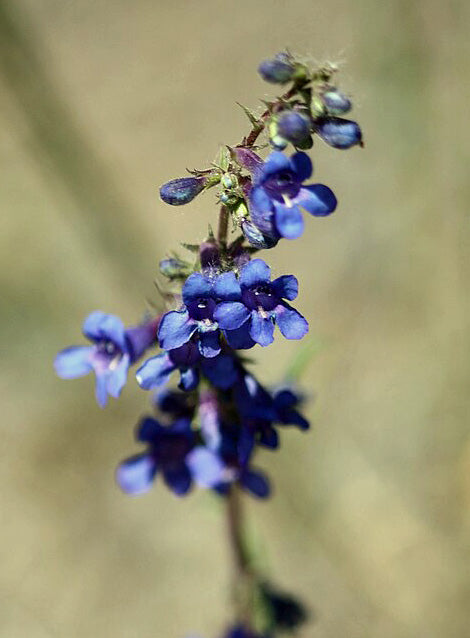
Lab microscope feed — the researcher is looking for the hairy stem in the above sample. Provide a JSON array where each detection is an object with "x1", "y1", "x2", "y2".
[{"x1": 218, "y1": 204, "x2": 230, "y2": 248}]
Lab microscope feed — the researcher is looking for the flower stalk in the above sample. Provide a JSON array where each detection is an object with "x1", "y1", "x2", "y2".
[{"x1": 54, "y1": 50, "x2": 363, "y2": 638}]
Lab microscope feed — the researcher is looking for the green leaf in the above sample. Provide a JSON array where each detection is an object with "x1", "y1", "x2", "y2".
[{"x1": 236, "y1": 102, "x2": 261, "y2": 127}]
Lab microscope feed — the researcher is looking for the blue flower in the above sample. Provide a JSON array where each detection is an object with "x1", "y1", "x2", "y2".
[
  {"x1": 249, "y1": 151, "x2": 337, "y2": 240},
  {"x1": 214, "y1": 259, "x2": 308, "y2": 348},
  {"x1": 116, "y1": 417, "x2": 195, "y2": 496},
  {"x1": 136, "y1": 342, "x2": 239, "y2": 392},
  {"x1": 54, "y1": 311, "x2": 158, "y2": 407},
  {"x1": 158, "y1": 271, "x2": 242, "y2": 358}
]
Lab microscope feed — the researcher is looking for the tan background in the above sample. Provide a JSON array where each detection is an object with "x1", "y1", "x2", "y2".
[{"x1": 1, "y1": 0, "x2": 469, "y2": 636}]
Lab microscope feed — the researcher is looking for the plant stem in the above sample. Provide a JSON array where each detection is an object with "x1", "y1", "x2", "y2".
[{"x1": 218, "y1": 204, "x2": 230, "y2": 248}]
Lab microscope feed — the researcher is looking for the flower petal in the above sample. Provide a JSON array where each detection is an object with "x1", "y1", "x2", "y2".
[
  {"x1": 271, "y1": 275, "x2": 298, "y2": 301},
  {"x1": 163, "y1": 466, "x2": 192, "y2": 496},
  {"x1": 136, "y1": 353, "x2": 175, "y2": 390},
  {"x1": 224, "y1": 324, "x2": 256, "y2": 350},
  {"x1": 239, "y1": 259, "x2": 271, "y2": 288},
  {"x1": 94, "y1": 373, "x2": 109, "y2": 408},
  {"x1": 259, "y1": 151, "x2": 291, "y2": 181},
  {"x1": 105, "y1": 353, "x2": 130, "y2": 399},
  {"x1": 158, "y1": 310, "x2": 197, "y2": 350},
  {"x1": 240, "y1": 469, "x2": 270, "y2": 498},
  {"x1": 290, "y1": 151, "x2": 313, "y2": 181},
  {"x1": 116, "y1": 453, "x2": 157, "y2": 495},
  {"x1": 202, "y1": 354, "x2": 239, "y2": 390},
  {"x1": 249, "y1": 312, "x2": 275, "y2": 347},
  {"x1": 298, "y1": 184, "x2": 337, "y2": 217},
  {"x1": 213, "y1": 272, "x2": 241, "y2": 301},
  {"x1": 187, "y1": 448, "x2": 225, "y2": 488},
  {"x1": 273, "y1": 202, "x2": 304, "y2": 239},
  {"x1": 137, "y1": 416, "x2": 165, "y2": 442},
  {"x1": 83, "y1": 311, "x2": 126, "y2": 350},
  {"x1": 275, "y1": 304, "x2": 309, "y2": 340},
  {"x1": 179, "y1": 367, "x2": 199, "y2": 391},
  {"x1": 54, "y1": 346, "x2": 93, "y2": 378},
  {"x1": 214, "y1": 302, "x2": 250, "y2": 330},
  {"x1": 198, "y1": 328, "x2": 221, "y2": 358},
  {"x1": 248, "y1": 186, "x2": 277, "y2": 238},
  {"x1": 182, "y1": 272, "x2": 212, "y2": 304}
]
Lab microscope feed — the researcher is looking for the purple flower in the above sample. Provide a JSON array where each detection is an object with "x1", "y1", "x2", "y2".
[
  {"x1": 214, "y1": 259, "x2": 308, "y2": 348},
  {"x1": 249, "y1": 151, "x2": 337, "y2": 240},
  {"x1": 136, "y1": 342, "x2": 239, "y2": 392},
  {"x1": 116, "y1": 417, "x2": 195, "y2": 496},
  {"x1": 54, "y1": 311, "x2": 158, "y2": 407},
  {"x1": 158, "y1": 271, "x2": 243, "y2": 358}
]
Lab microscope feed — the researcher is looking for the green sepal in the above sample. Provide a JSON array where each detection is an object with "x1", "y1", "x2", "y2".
[
  {"x1": 180, "y1": 242, "x2": 201, "y2": 254},
  {"x1": 236, "y1": 102, "x2": 261, "y2": 127}
]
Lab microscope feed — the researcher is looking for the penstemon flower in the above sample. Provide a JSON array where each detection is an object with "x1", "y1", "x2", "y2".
[{"x1": 54, "y1": 50, "x2": 362, "y2": 637}]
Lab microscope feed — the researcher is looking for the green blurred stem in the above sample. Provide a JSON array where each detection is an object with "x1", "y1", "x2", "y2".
[
  {"x1": 218, "y1": 205, "x2": 230, "y2": 248},
  {"x1": 226, "y1": 486, "x2": 256, "y2": 628}
]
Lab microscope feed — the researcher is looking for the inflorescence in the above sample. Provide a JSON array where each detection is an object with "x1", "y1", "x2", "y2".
[{"x1": 55, "y1": 50, "x2": 362, "y2": 637}]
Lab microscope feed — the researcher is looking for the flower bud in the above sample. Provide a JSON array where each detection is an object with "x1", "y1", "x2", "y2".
[
  {"x1": 159, "y1": 176, "x2": 206, "y2": 206},
  {"x1": 221, "y1": 173, "x2": 238, "y2": 189},
  {"x1": 258, "y1": 52, "x2": 296, "y2": 84},
  {"x1": 315, "y1": 117, "x2": 363, "y2": 149},
  {"x1": 321, "y1": 89, "x2": 352, "y2": 115},
  {"x1": 199, "y1": 240, "x2": 220, "y2": 270},
  {"x1": 277, "y1": 111, "x2": 312, "y2": 147},
  {"x1": 241, "y1": 220, "x2": 278, "y2": 249}
]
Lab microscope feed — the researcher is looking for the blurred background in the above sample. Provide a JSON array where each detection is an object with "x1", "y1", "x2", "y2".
[{"x1": 1, "y1": 0, "x2": 469, "y2": 636}]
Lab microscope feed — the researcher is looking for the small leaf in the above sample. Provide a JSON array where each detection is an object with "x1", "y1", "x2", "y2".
[{"x1": 236, "y1": 102, "x2": 261, "y2": 127}]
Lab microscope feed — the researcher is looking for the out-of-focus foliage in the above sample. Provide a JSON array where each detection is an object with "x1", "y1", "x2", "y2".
[{"x1": 1, "y1": 1, "x2": 469, "y2": 637}]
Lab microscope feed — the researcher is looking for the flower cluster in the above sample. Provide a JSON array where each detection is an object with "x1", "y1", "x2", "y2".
[{"x1": 54, "y1": 50, "x2": 362, "y2": 638}]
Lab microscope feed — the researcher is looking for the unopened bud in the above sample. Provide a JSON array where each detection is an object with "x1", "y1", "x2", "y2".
[
  {"x1": 322, "y1": 89, "x2": 352, "y2": 115},
  {"x1": 315, "y1": 117, "x2": 363, "y2": 150},
  {"x1": 221, "y1": 173, "x2": 238, "y2": 189},
  {"x1": 258, "y1": 52, "x2": 296, "y2": 84},
  {"x1": 199, "y1": 240, "x2": 220, "y2": 270},
  {"x1": 159, "y1": 176, "x2": 206, "y2": 206},
  {"x1": 277, "y1": 111, "x2": 312, "y2": 147},
  {"x1": 241, "y1": 220, "x2": 278, "y2": 249}
]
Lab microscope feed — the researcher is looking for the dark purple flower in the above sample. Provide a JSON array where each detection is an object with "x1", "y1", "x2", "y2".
[
  {"x1": 234, "y1": 374, "x2": 310, "y2": 462},
  {"x1": 116, "y1": 417, "x2": 195, "y2": 496},
  {"x1": 136, "y1": 342, "x2": 239, "y2": 392},
  {"x1": 159, "y1": 176, "x2": 206, "y2": 205},
  {"x1": 54, "y1": 311, "x2": 158, "y2": 407},
  {"x1": 314, "y1": 116, "x2": 363, "y2": 149},
  {"x1": 249, "y1": 151, "x2": 337, "y2": 240},
  {"x1": 214, "y1": 259, "x2": 308, "y2": 348}
]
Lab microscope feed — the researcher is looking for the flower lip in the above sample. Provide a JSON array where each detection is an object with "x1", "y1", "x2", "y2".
[
  {"x1": 187, "y1": 297, "x2": 216, "y2": 321},
  {"x1": 262, "y1": 169, "x2": 301, "y2": 201},
  {"x1": 242, "y1": 284, "x2": 278, "y2": 312}
]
